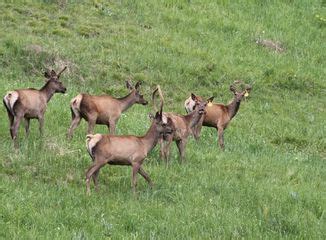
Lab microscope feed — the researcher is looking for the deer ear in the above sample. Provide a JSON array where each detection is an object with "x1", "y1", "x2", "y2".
[
  {"x1": 135, "y1": 81, "x2": 141, "y2": 90},
  {"x1": 155, "y1": 111, "x2": 162, "y2": 120},
  {"x1": 191, "y1": 93, "x2": 197, "y2": 101},
  {"x1": 126, "y1": 80, "x2": 133, "y2": 90},
  {"x1": 44, "y1": 71, "x2": 51, "y2": 78},
  {"x1": 207, "y1": 96, "x2": 214, "y2": 102}
]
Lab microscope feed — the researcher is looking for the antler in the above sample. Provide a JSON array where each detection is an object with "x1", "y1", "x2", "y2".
[
  {"x1": 230, "y1": 80, "x2": 244, "y2": 93},
  {"x1": 126, "y1": 78, "x2": 133, "y2": 90},
  {"x1": 57, "y1": 66, "x2": 67, "y2": 78},
  {"x1": 152, "y1": 85, "x2": 164, "y2": 114},
  {"x1": 135, "y1": 81, "x2": 141, "y2": 90}
]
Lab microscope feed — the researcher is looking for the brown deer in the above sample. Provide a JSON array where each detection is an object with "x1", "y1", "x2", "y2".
[
  {"x1": 153, "y1": 86, "x2": 210, "y2": 163},
  {"x1": 3, "y1": 67, "x2": 67, "y2": 147},
  {"x1": 85, "y1": 89, "x2": 173, "y2": 195},
  {"x1": 67, "y1": 80, "x2": 148, "y2": 139},
  {"x1": 184, "y1": 80, "x2": 252, "y2": 150}
]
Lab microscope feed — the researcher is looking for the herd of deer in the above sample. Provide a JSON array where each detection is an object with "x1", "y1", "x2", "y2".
[{"x1": 3, "y1": 67, "x2": 252, "y2": 194}]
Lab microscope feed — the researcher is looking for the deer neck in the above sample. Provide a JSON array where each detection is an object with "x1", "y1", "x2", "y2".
[
  {"x1": 118, "y1": 92, "x2": 136, "y2": 112},
  {"x1": 40, "y1": 82, "x2": 56, "y2": 103},
  {"x1": 141, "y1": 122, "x2": 160, "y2": 153},
  {"x1": 227, "y1": 97, "x2": 241, "y2": 119},
  {"x1": 185, "y1": 110, "x2": 203, "y2": 129}
]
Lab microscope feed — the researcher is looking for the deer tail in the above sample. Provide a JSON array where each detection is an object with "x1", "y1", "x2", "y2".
[
  {"x1": 3, "y1": 91, "x2": 19, "y2": 116},
  {"x1": 70, "y1": 94, "x2": 83, "y2": 119},
  {"x1": 86, "y1": 134, "x2": 102, "y2": 160}
]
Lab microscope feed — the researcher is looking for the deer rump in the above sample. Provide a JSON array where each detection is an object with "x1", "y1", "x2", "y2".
[{"x1": 3, "y1": 91, "x2": 19, "y2": 116}]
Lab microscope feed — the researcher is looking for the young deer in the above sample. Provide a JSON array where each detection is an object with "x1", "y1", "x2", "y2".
[
  {"x1": 67, "y1": 80, "x2": 148, "y2": 139},
  {"x1": 85, "y1": 90, "x2": 173, "y2": 195},
  {"x1": 184, "y1": 80, "x2": 252, "y2": 150},
  {"x1": 3, "y1": 67, "x2": 67, "y2": 147},
  {"x1": 153, "y1": 86, "x2": 210, "y2": 163}
]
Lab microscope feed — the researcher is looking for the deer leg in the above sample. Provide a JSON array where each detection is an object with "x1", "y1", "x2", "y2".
[
  {"x1": 138, "y1": 167, "x2": 153, "y2": 188},
  {"x1": 24, "y1": 118, "x2": 30, "y2": 136},
  {"x1": 8, "y1": 116, "x2": 15, "y2": 140},
  {"x1": 87, "y1": 118, "x2": 96, "y2": 135},
  {"x1": 108, "y1": 119, "x2": 116, "y2": 135},
  {"x1": 192, "y1": 119, "x2": 203, "y2": 141},
  {"x1": 86, "y1": 164, "x2": 96, "y2": 195},
  {"x1": 4, "y1": 103, "x2": 15, "y2": 140},
  {"x1": 163, "y1": 142, "x2": 171, "y2": 163},
  {"x1": 67, "y1": 115, "x2": 81, "y2": 139},
  {"x1": 92, "y1": 169, "x2": 101, "y2": 192},
  {"x1": 5, "y1": 108, "x2": 14, "y2": 130},
  {"x1": 38, "y1": 115, "x2": 44, "y2": 136},
  {"x1": 217, "y1": 127, "x2": 225, "y2": 150},
  {"x1": 11, "y1": 115, "x2": 22, "y2": 148},
  {"x1": 86, "y1": 162, "x2": 105, "y2": 195},
  {"x1": 131, "y1": 162, "x2": 141, "y2": 194},
  {"x1": 163, "y1": 135, "x2": 173, "y2": 163},
  {"x1": 176, "y1": 139, "x2": 187, "y2": 163},
  {"x1": 159, "y1": 138, "x2": 165, "y2": 160}
]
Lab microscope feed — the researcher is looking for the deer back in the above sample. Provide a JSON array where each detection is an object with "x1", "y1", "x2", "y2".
[
  {"x1": 79, "y1": 94, "x2": 123, "y2": 119},
  {"x1": 87, "y1": 134, "x2": 146, "y2": 165},
  {"x1": 202, "y1": 103, "x2": 229, "y2": 127}
]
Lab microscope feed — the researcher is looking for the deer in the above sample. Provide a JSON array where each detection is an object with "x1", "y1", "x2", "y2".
[
  {"x1": 3, "y1": 67, "x2": 67, "y2": 148},
  {"x1": 85, "y1": 87, "x2": 173, "y2": 195},
  {"x1": 152, "y1": 86, "x2": 211, "y2": 163},
  {"x1": 184, "y1": 80, "x2": 252, "y2": 150},
  {"x1": 67, "y1": 80, "x2": 148, "y2": 139}
]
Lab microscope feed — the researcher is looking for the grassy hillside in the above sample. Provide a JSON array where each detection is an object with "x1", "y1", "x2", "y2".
[{"x1": 0, "y1": 0, "x2": 325, "y2": 239}]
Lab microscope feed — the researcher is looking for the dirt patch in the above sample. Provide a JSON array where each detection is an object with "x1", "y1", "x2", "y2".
[
  {"x1": 255, "y1": 38, "x2": 285, "y2": 53},
  {"x1": 22, "y1": 44, "x2": 79, "y2": 77}
]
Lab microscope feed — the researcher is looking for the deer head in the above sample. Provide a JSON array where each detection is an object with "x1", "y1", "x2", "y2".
[
  {"x1": 126, "y1": 80, "x2": 148, "y2": 105},
  {"x1": 229, "y1": 80, "x2": 252, "y2": 102},
  {"x1": 149, "y1": 111, "x2": 174, "y2": 137},
  {"x1": 44, "y1": 66, "x2": 67, "y2": 93},
  {"x1": 190, "y1": 93, "x2": 211, "y2": 115}
]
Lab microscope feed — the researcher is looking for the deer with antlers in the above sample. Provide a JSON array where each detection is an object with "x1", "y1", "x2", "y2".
[
  {"x1": 67, "y1": 80, "x2": 148, "y2": 139},
  {"x1": 85, "y1": 86, "x2": 173, "y2": 195},
  {"x1": 153, "y1": 86, "x2": 210, "y2": 163},
  {"x1": 184, "y1": 80, "x2": 252, "y2": 150},
  {"x1": 3, "y1": 67, "x2": 67, "y2": 147}
]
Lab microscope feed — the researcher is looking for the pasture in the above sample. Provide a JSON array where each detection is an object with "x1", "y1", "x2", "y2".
[{"x1": 0, "y1": 1, "x2": 325, "y2": 239}]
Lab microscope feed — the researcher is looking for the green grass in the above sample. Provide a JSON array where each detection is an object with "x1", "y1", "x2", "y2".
[{"x1": 0, "y1": 0, "x2": 325, "y2": 239}]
